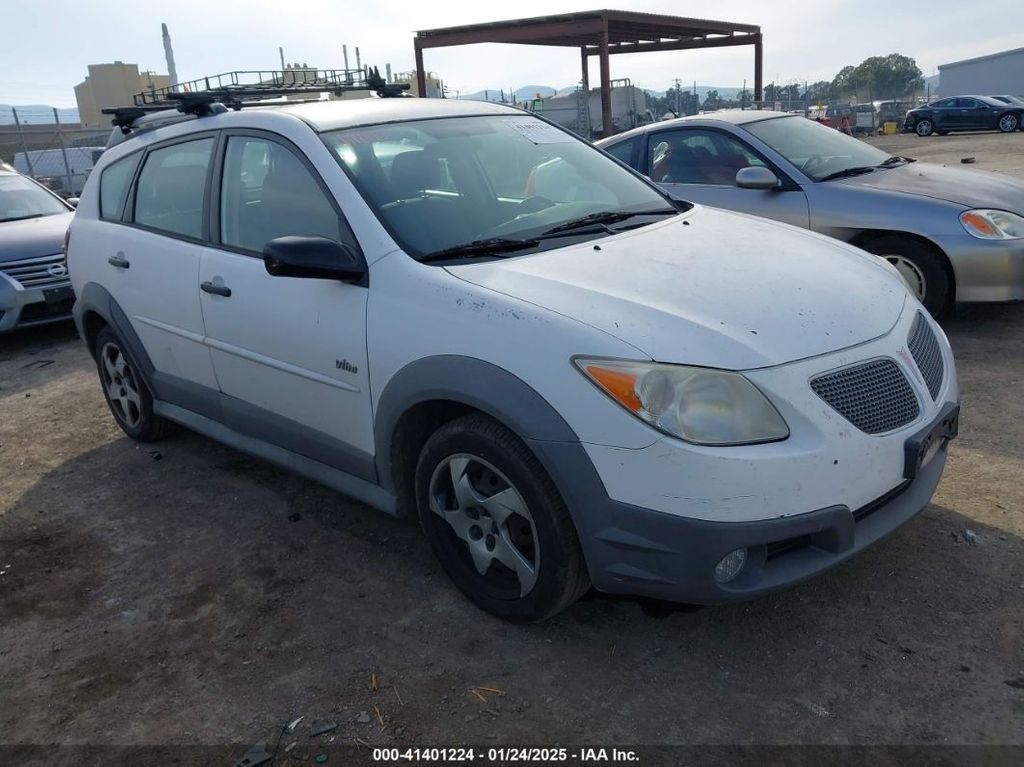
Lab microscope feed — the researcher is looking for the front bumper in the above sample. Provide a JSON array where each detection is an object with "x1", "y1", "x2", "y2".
[
  {"x1": 932, "y1": 233, "x2": 1024, "y2": 303},
  {"x1": 0, "y1": 273, "x2": 74, "y2": 332},
  {"x1": 577, "y1": 440, "x2": 949, "y2": 604}
]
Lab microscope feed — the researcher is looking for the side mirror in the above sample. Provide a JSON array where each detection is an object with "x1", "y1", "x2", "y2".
[
  {"x1": 66, "y1": 197, "x2": 80, "y2": 208},
  {"x1": 263, "y1": 236, "x2": 366, "y2": 284},
  {"x1": 735, "y1": 166, "x2": 781, "y2": 190}
]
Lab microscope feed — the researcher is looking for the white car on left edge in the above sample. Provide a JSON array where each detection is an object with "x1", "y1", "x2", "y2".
[{"x1": 68, "y1": 97, "x2": 959, "y2": 621}]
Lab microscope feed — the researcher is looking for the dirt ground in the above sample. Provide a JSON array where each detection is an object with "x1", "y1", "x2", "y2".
[{"x1": 1, "y1": 130, "x2": 1023, "y2": 762}]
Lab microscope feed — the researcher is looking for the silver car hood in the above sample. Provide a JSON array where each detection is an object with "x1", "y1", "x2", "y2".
[
  {"x1": 0, "y1": 212, "x2": 73, "y2": 263},
  {"x1": 840, "y1": 162, "x2": 1024, "y2": 213}
]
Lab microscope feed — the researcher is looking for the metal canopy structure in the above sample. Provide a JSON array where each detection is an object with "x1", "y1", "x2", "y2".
[{"x1": 413, "y1": 9, "x2": 763, "y2": 136}]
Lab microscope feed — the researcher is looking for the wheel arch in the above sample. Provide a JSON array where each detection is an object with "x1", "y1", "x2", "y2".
[
  {"x1": 73, "y1": 281, "x2": 156, "y2": 383},
  {"x1": 374, "y1": 356, "x2": 581, "y2": 517},
  {"x1": 849, "y1": 228, "x2": 957, "y2": 303}
]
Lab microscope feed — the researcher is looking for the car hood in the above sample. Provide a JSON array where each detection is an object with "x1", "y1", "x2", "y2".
[
  {"x1": 0, "y1": 212, "x2": 73, "y2": 263},
  {"x1": 840, "y1": 162, "x2": 1024, "y2": 212},
  {"x1": 446, "y1": 207, "x2": 908, "y2": 370}
]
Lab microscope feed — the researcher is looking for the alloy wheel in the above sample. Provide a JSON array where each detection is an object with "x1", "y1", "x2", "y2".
[
  {"x1": 99, "y1": 341, "x2": 143, "y2": 429},
  {"x1": 915, "y1": 120, "x2": 933, "y2": 136},
  {"x1": 428, "y1": 453, "x2": 539, "y2": 597},
  {"x1": 884, "y1": 255, "x2": 928, "y2": 302},
  {"x1": 999, "y1": 114, "x2": 1019, "y2": 133}
]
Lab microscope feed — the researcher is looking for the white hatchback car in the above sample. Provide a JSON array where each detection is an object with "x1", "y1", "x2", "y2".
[{"x1": 68, "y1": 98, "x2": 960, "y2": 621}]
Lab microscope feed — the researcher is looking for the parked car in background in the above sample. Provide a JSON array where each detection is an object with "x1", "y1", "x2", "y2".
[
  {"x1": 0, "y1": 167, "x2": 75, "y2": 332},
  {"x1": 598, "y1": 111, "x2": 1024, "y2": 315},
  {"x1": 903, "y1": 96, "x2": 1022, "y2": 136},
  {"x1": 989, "y1": 94, "x2": 1024, "y2": 113},
  {"x1": 13, "y1": 146, "x2": 105, "y2": 197},
  {"x1": 69, "y1": 98, "x2": 959, "y2": 620}
]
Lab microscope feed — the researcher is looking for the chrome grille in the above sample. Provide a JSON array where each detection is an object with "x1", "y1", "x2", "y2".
[
  {"x1": 0, "y1": 253, "x2": 68, "y2": 288},
  {"x1": 908, "y1": 312, "x2": 944, "y2": 400},
  {"x1": 811, "y1": 359, "x2": 920, "y2": 434}
]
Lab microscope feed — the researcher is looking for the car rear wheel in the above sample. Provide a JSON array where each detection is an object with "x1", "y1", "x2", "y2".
[
  {"x1": 998, "y1": 113, "x2": 1020, "y2": 133},
  {"x1": 863, "y1": 235, "x2": 952, "y2": 317},
  {"x1": 415, "y1": 414, "x2": 589, "y2": 621},
  {"x1": 914, "y1": 119, "x2": 934, "y2": 137},
  {"x1": 94, "y1": 327, "x2": 177, "y2": 442}
]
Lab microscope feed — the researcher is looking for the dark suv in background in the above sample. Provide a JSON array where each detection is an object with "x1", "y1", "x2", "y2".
[{"x1": 904, "y1": 95, "x2": 1023, "y2": 136}]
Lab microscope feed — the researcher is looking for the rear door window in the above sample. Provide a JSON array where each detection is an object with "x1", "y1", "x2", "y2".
[{"x1": 132, "y1": 137, "x2": 214, "y2": 239}]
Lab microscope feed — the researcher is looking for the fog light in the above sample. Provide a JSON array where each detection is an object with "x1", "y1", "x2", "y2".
[{"x1": 714, "y1": 548, "x2": 748, "y2": 583}]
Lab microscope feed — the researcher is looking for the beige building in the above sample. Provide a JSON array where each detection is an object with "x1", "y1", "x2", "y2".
[{"x1": 74, "y1": 62, "x2": 170, "y2": 127}]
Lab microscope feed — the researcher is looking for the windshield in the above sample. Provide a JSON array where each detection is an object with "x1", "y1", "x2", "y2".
[
  {"x1": 323, "y1": 114, "x2": 676, "y2": 258},
  {"x1": 0, "y1": 174, "x2": 68, "y2": 222},
  {"x1": 745, "y1": 116, "x2": 891, "y2": 182}
]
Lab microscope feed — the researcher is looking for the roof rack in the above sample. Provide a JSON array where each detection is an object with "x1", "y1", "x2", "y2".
[{"x1": 101, "y1": 65, "x2": 408, "y2": 139}]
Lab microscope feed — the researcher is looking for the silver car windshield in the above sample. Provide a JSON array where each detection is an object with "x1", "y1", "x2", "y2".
[
  {"x1": 745, "y1": 116, "x2": 891, "y2": 182},
  {"x1": 0, "y1": 175, "x2": 68, "y2": 222},
  {"x1": 323, "y1": 115, "x2": 675, "y2": 258}
]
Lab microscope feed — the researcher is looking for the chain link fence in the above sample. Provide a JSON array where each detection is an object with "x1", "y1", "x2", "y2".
[{"x1": 1, "y1": 107, "x2": 110, "y2": 199}]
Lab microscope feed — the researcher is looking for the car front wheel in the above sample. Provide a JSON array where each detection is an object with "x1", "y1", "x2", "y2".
[
  {"x1": 863, "y1": 234, "x2": 952, "y2": 317},
  {"x1": 998, "y1": 113, "x2": 1020, "y2": 133},
  {"x1": 915, "y1": 118, "x2": 934, "y2": 137},
  {"x1": 94, "y1": 327, "x2": 177, "y2": 442},
  {"x1": 415, "y1": 414, "x2": 590, "y2": 621}
]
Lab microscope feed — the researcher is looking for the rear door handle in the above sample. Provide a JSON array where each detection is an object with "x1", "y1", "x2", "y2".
[
  {"x1": 200, "y1": 281, "x2": 232, "y2": 298},
  {"x1": 108, "y1": 253, "x2": 130, "y2": 269}
]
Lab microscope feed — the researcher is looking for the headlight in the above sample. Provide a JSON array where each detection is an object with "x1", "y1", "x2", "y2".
[
  {"x1": 574, "y1": 358, "x2": 789, "y2": 446},
  {"x1": 960, "y1": 209, "x2": 1024, "y2": 240}
]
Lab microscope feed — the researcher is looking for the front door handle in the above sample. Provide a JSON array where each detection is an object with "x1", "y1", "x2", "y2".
[
  {"x1": 108, "y1": 253, "x2": 130, "y2": 269},
  {"x1": 200, "y1": 281, "x2": 232, "y2": 297}
]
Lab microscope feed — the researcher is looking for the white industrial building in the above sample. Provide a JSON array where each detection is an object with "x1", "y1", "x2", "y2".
[{"x1": 938, "y1": 47, "x2": 1024, "y2": 96}]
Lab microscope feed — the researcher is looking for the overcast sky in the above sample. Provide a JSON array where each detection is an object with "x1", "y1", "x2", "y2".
[{"x1": 2, "y1": 0, "x2": 1022, "y2": 105}]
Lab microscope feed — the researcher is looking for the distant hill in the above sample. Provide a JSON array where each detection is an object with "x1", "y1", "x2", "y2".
[{"x1": 0, "y1": 105, "x2": 80, "y2": 125}]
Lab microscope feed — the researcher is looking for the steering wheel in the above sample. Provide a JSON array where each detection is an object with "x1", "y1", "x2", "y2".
[{"x1": 516, "y1": 195, "x2": 555, "y2": 215}]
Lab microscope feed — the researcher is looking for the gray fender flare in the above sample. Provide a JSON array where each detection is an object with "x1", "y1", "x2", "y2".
[
  {"x1": 374, "y1": 355, "x2": 582, "y2": 491},
  {"x1": 73, "y1": 281, "x2": 156, "y2": 386}
]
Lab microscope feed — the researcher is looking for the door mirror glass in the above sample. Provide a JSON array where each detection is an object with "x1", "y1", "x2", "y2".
[
  {"x1": 263, "y1": 236, "x2": 366, "y2": 284},
  {"x1": 65, "y1": 196, "x2": 80, "y2": 208},
  {"x1": 736, "y1": 166, "x2": 781, "y2": 190}
]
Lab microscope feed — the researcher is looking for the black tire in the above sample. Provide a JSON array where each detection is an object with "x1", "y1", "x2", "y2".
[
  {"x1": 415, "y1": 413, "x2": 590, "y2": 622},
  {"x1": 862, "y1": 234, "x2": 952, "y2": 317},
  {"x1": 997, "y1": 112, "x2": 1019, "y2": 133},
  {"x1": 94, "y1": 327, "x2": 177, "y2": 442},
  {"x1": 914, "y1": 118, "x2": 934, "y2": 137}
]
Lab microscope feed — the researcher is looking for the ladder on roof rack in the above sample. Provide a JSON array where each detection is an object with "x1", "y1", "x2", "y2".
[{"x1": 101, "y1": 66, "x2": 408, "y2": 133}]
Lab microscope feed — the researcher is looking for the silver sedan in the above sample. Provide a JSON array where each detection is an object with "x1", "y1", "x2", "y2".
[{"x1": 598, "y1": 111, "x2": 1024, "y2": 315}]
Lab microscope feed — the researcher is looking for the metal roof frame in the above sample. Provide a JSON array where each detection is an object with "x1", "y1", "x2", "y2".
[{"x1": 413, "y1": 9, "x2": 763, "y2": 136}]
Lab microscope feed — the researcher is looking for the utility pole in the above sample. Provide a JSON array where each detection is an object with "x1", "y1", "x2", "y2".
[{"x1": 673, "y1": 77, "x2": 681, "y2": 115}]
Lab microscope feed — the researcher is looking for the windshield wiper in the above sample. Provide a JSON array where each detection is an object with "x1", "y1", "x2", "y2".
[
  {"x1": 878, "y1": 155, "x2": 915, "y2": 168},
  {"x1": 419, "y1": 237, "x2": 540, "y2": 263},
  {"x1": 818, "y1": 166, "x2": 877, "y2": 182},
  {"x1": 540, "y1": 208, "x2": 676, "y2": 236}
]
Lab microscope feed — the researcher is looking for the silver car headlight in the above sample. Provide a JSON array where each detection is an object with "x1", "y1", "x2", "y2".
[
  {"x1": 574, "y1": 358, "x2": 789, "y2": 446},
  {"x1": 960, "y1": 209, "x2": 1024, "y2": 240}
]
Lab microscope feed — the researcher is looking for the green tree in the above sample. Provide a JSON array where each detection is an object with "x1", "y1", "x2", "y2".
[
  {"x1": 702, "y1": 89, "x2": 721, "y2": 109},
  {"x1": 830, "y1": 65, "x2": 858, "y2": 100},
  {"x1": 853, "y1": 54, "x2": 924, "y2": 101}
]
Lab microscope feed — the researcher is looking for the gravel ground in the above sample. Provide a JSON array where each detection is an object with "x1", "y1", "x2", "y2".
[{"x1": 1, "y1": 130, "x2": 1022, "y2": 763}]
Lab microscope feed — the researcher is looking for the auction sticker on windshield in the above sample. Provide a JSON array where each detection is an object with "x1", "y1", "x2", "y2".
[{"x1": 507, "y1": 118, "x2": 572, "y2": 144}]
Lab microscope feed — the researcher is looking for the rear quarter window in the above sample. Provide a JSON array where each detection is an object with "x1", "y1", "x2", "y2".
[{"x1": 99, "y1": 153, "x2": 139, "y2": 220}]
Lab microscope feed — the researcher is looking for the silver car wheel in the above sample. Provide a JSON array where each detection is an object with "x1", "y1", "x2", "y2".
[
  {"x1": 999, "y1": 114, "x2": 1018, "y2": 133},
  {"x1": 885, "y1": 255, "x2": 927, "y2": 301},
  {"x1": 915, "y1": 120, "x2": 933, "y2": 136},
  {"x1": 428, "y1": 453, "x2": 539, "y2": 597},
  {"x1": 99, "y1": 341, "x2": 143, "y2": 428}
]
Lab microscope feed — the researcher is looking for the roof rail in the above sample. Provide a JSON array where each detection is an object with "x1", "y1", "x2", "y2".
[{"x1": 101, "y1": 65, "x2": 409, "y2": 146}]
